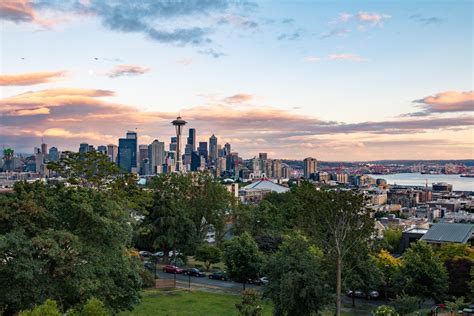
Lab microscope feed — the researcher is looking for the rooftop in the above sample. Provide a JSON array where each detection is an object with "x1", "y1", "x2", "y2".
[
  {"x1": 421, "y1": 223, "x2": 473, "y2": 244},
  {"x1": 242, "y1": 179, "x2": 290, "y2": 194}
]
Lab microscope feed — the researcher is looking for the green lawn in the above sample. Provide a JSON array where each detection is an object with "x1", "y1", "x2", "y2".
[{"x1": 119, "y1": 290, "x2": 273, "y2": 316}]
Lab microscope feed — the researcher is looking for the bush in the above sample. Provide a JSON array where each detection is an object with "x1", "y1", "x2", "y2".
[
  {"x1": 235, "y1": 289, "x2": 263, "y2": 316},
  {"x1": 81, "y1": 298, "x2": 109, "y2": 316},
  {"x1": 391, "y1": 294, "x2": 419, "y2": 315},
  {"x1": 374, "y1": 305, "x2": 398, "y2": 316},
  {"x1": 140, "y1": 269, "x2": 156, "y2": 288},
  {"x1": 19, "y1": 299, "x2": 61, "y2": 316}
]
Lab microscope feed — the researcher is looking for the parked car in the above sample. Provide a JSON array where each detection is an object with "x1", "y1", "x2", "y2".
[
  {"x1": 184, "y1": 268, "x2": 205, "y2": 277},
  {"x1": 259, "y1": 277, "x2": 269, "y2": 285},
  {"x1": 139, "y1": 250, "x2": 152, "y2": 260},
  {"x1": 144, "y1": 261, "x2": 154, "y2": 271},
  {"x1": 152, "y1": 251, "x2": 164, "y2": 257},
  {"x1": 346, "y1": 290, "x2": 379, "y2": 299},
  {"x1": 162, "y1": 265, "x2": 184, "y2": 274},
  {"x1": 208, "y1": 271, "x2": 228, "y2": 281},
  {"x1": 248, "y1": 278, "x2": 264, "y2": 285}
]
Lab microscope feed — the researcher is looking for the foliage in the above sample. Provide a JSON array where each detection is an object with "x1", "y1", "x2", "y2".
[
  {"x1": 195, "y1": 244, "x2": 223, "y2": 271},
  {"x1": 373, "y1": 249, "x2": 401, "y2": 299},
  {"x1": 373, "y1": 305, "x2": 399, "y2": 316},
  {"x1": 435, "y1": 244, "x2": 474, "y2": 262},
  {"x1": 253, "y1": 235, "x2": 282, "y2": 254},
  {"x1": 263, "y1": 234, "x2": 331, "y2": 316},
  {"x1": 136, "y1": 172, "x2": 234, "y2": 261},
  {"x1": 0, "y1": 181, "x2": 142, "y2": 314},
  {"x1": 235, "y1": 289, "x2": 263, "y2": 316},
  {"x1": 471, "y1": 268, "x2": 474, "y2": 301},
  {"x1": 139, "y1": 269, "x2": 156, "y2": 288},
  {"x1": 19, "y1": 299, "x2": 61, "y2": 316},
  {"x1": 47, "y1": 151, "x2": 127, "y2": 190},
  {"x1": 293, "y1": 185, "x2": 374, "y2": 315},
  {"x1": 390, "y1": 294, "x2": 419, "y2": 315},
  {"x1": 394, "y1": 241, "x2": 448, "y2": 302},
  {"x1": 223, "y1": 233, "x2": 263, "y2": 289},
  {"x1": 379, "y1": 227, "x2": 403, "y2": 253},
  {"x1": 444, "y1": 258, "x2": 472, "y2": 297},
  {"x1": 444, "y1": 296, "x2": 467, "y2": 312},
  {"x1": 81, "y1": 298, "x2": 109, "y2": 316}
]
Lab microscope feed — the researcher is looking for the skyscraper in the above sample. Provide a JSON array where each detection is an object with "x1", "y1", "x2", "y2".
[
  {"x1": 187, "y1": 128, "x2": 196, "y2": 152},
  {"x1": 209, "y1": 134, "x2": 218, "y2": 162},
  {"x1": 79, "y1": 143, "x2": 89, "y2": 155},
  {"x1": 107, "y1": 144, "x2": 118, "y2": 163},
  {"x1": 41, "y1": 143, "x2": 48, "y2": 155},
  {"x1": 224, "y1": 143, "x2": 231, "y2": 156},
  {"x1": 118, "y1": 131, "x2": 137, "y2": 173},
  {"x1": 138, "y1": 144, "x2": 149, "y2": 174},
  {"x1": 97, "y1": 145, "x2": 107, "y2": 155},
  {"x1": 148, "y1": 139, "x2": 165, "y2": 174},
  {"x1": 303, "y1": 157, "x2": 317, "y2": 179},
  {"x1": 49, "y1": 147, "x2": 59, "y2": 162},
  {"x1": 198, "y1": 142, "x2": 208, "y2": 160},
  {"x1": 169, "y1": 136, "x2": 177, "y2": 152}
]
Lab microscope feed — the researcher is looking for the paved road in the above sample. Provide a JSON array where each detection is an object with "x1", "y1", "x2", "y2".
[{"x1": 156, "y1": 270, "x2": 259, "y2": 293}]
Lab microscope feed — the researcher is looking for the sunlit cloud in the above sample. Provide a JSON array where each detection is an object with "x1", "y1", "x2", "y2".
[
  {"x1": 0, "y1": 71, "x2": 66, "y2": 86},
  {"x1": 107, "y1": 64, "x2": 150, "y2": 78},
  {"x1": 328, "y1": 53, "x2": 367, "y2": 62},
  {"x1": 356, "y1": 12, "x2": 391, "y2": 25},
  {"x1": 223, "y1": 94, "x2": 254, "y2": 103},
  {"x1": 407, "y1": 91, "x2": 474, "y2": 116}
]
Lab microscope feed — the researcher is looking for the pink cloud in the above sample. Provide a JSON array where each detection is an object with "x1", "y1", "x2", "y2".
[
  {"x1": 107, "y1": 65, "x2": 150, "y2": 78},
  {"x1": 356, "y1": 12, "x2": 391, "y2": 25},
  {"x1": 0, "y1": 71, "x2": 67, "y2": 86},
  {"x1": 223, "y1": 94, "x2": 254, "y2": 103},
  {"x1": 415, "y1": 91, "x2": 473, "y2": 113},
  {"x1": 328, "y1": 53, "x2": 367, "y2": 62}
]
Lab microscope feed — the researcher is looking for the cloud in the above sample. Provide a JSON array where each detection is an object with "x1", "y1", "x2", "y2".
[
  {"x1": 409, "y1": 14, "x2": 443, "y2": 25},
  {"x1": 355, "y1": 12, "x2": 391, "y2": 25},
  {"x1": 2, "y1": 87, "x2": 472, "y2": 159},
  {"x1": 198, "y1": 48, "x2": 225, "y2": 58},
  {"x1": 175, "y1": 58, "x2": 193, "y2": 66},
  {"x1": 328, "y1": 53, "x2": 367, "y2": 62},
  {"x1": 277, "y1": 31, "x2": 300, "y2": 41},
  {"x1": 302, "y1": 56, "x2": 321, "y2": 63},
  {"x1": 409, "y1": 91, "x2": 474, "y2": 115},
  {"x1": 320, "y1": 28, "x2": 349, "y2": 39},
  {"x1": 0, "y1": 0, "x2": 35, "y2": 23},
  {"x1": 0, "y1": 71, "x2": 66, "y2": 86},
  {"x1": 107, "y1": 64, "x2": 150, "y2": 78},
  {"x1": 216, "y1": 15, "x2": 258, "y2": 28},
  {"x1": 223, "y1": 94, "x2": 254, "y2": 103}
]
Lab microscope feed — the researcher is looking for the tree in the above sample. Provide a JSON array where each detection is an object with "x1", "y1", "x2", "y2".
[
  {"x1": 80, "y1": 298, "x2": 109, "y2": 316},
  {"x1": 374, "y1": 305, "x2": 398, "y2": 316},
  {"x1": 194, "y1": 244, "x2": 222, "y2": 271},
  {"x1": 373, "y1": 249, "x2": 401, "y2": 299},
  {"x1": 235, "y1": 289, "x2": 263, "y2": 316},
  {"x1": 263, "y1": 234, "x2": 331, "y2": 316},
  {"x1": 223, "y1": 233, "x2": 263, "y2": 290},
  {"x1": 435, "y1": 244, "x2": 474, "y2": 262},
  {"x1": 378, "y1": 227, "x2": 403, "y2": 254},
  {"x1": 294, "y1": 187, "x2": 374, "y2": 316},
  {"x1": 0, "y1": 181, "x2": 142, "y2": 314},
  {"x1": 444, "y1": 259, "x2": 472, "y2": 297},
  {"x1": 395, "y1": 241, "x2": 448, "y2": 302}
]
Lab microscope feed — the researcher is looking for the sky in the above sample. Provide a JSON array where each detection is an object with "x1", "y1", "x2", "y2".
[{"x1": 0, "y1": 0, "x2": 473, "y2": 161}]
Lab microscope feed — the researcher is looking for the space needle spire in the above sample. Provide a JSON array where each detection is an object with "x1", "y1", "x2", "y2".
[{"x1": 171, "y1": 116, "x2": 187, "y2": 172}]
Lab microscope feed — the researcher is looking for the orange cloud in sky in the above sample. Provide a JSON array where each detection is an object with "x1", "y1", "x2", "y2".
[
  {"x1": 107, "y1": 65, "x2": 150, "y2": 78},
  {"x1": 416, "y1": 91, "x2": 474, "y2": 112},
  {"x1": 0, "y1": 0, "x2": 57, "y2": 27},
  {"x1": 223, "y1": 93, "x2": 254, "y2": 103},
  {"x1": 0, "y1": 71, "x2": 66, "y2": 86}
]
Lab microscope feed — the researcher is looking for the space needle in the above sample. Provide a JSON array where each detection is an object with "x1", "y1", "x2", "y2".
[{"x1": 171, "y1": 116, "x2": 187, "y2": 172}]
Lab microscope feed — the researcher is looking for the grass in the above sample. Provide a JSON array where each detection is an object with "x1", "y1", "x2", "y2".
[
  {"x1": 186, "y1": 256, "x2": 226, "y2": 271},
  {"x1": 119, "y1": 289, "x2": 273, "y2": 316}
]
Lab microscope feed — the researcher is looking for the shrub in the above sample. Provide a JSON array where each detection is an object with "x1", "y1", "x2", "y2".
[
  {"x1": 391, "y1": 294, "x2": 419, "y2": 315},
  {"x1": 140, "y1": 269, "x2": 156, "y2": 288},
  {"x1": 19, "y1": 299, "x2": 61, "y2": 316},
  {"x1": 235, "y1": 289, "x2": 263, "y2": 316},
  {"x1": 81, "y1": 298, "x2": 109, "y2": 316},
  {"x1": 374, "y1": 305, "x2": 398, "y2": 316}
]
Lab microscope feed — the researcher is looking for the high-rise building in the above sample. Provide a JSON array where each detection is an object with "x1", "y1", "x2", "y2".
[
  {"x1": 209, "y1": 134, "x2": 218, "y2": 162},
  {"x1": 79, "y1": 143, "x2": 89, "y2": 155},
  {"x1": 170, "y1": 136, "x2": 177, "y2": 152},
  {"x1": 303, "y1": 157, "x2": 317, "y2": 179},
  {"x1": 198, "y1": 142, "x2": 208, "y2": 160},
  {"x1": 148, "y1": 139, "x2": 166, "y2": 174},
  {"x1": 48, "y1": 147, "x2": 59, "y2": 162},
  {"x1": 224, "y1": 143, "x2": 231, "y2": 156},
  {"x1": 138, "y1": 144, "x2": 149, "y2": 174},
  {"x1": 187, "y1": 128, "x2": 196, "y2": 152},
  {"x1": 272, "y1": 159, "x2": 282, "y2": 179},
  {"x1": 118, "y1": 131, "x2": 137, "y2": 173},
  {"x1": 97, "y1": 145, "x2": 107, "y2": 155},
  {"x1": 107, "y1": 144, "x2": 118, "y2": 163},
  {"x1": 41, "y1": 143, "x2": 48, "y2": 155}
]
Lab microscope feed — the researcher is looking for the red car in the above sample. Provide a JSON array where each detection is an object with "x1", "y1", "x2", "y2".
[{"x1": 162, "y1": 265, "x2": 184, "y2": 274}]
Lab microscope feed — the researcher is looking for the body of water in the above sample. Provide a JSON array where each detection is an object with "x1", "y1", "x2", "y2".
[{"x1": 367, "y1": 173, "x2": 474, "y2": 192}]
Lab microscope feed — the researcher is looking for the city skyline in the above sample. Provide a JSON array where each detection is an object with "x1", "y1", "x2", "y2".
[{"x1": 1, "y1": 1, "x2": 473, "y2": 160}]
